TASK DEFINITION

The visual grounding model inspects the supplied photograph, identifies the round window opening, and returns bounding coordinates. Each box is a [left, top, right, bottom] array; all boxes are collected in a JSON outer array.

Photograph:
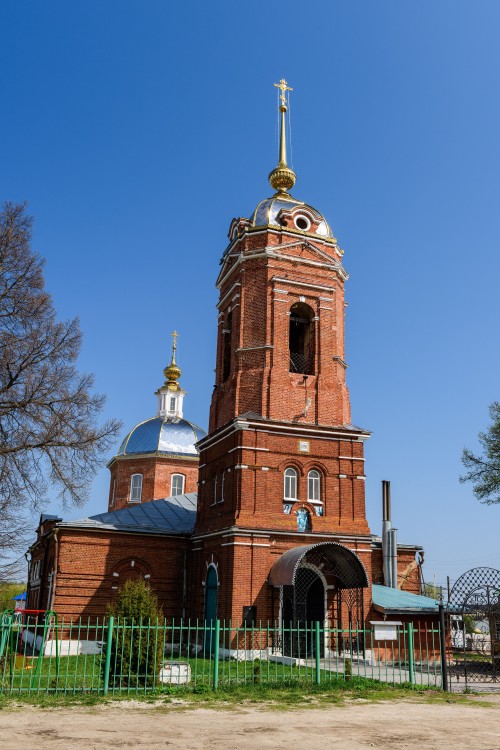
[[295, 216, 310, 231]]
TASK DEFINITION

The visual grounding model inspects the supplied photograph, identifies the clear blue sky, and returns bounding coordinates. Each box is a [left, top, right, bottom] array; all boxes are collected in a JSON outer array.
[[1, 1, 499, 590]]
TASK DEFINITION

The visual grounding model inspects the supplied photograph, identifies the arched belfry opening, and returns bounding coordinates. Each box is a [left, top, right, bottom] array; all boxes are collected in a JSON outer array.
[[289, 302, 314, 374]]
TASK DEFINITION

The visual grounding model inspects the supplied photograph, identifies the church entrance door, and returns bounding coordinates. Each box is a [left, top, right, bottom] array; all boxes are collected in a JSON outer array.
[[282, 567, 325, 657]]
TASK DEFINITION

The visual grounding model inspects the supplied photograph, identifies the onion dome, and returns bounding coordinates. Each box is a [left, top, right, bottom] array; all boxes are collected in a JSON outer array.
[[115, 331, 206, 459]]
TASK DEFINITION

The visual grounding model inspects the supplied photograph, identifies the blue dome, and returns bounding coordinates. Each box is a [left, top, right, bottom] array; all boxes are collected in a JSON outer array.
[[117, 417, 206, 458]]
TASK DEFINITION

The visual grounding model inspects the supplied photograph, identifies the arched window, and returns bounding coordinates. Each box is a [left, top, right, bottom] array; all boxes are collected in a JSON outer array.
[[308, 470, 321, 503], [284, 467, 298, 500], [130, 474, 143, 503], [171, 474, 185, 496], [222, 309, 232, 381], [289, 302, 314, 374]]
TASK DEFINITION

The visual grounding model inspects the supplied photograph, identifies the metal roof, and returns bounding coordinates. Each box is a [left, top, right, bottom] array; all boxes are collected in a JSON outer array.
[[249, 195, 334, 239], [372, 584, 439, 614], [268, 542, 369, 588], [59, 493, 197, 536], [116, 417, 206, 458]]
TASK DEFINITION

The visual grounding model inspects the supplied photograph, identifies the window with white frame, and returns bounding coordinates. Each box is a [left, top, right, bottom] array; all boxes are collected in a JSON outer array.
[[169, 396, 176, 413], [130, 474, 143, 503], [308, 470, 321, 503], [212, 474, 218, 505], [218, 471, 225, 503], [284, 467, 298, 500], [171, 473, 185, 496]]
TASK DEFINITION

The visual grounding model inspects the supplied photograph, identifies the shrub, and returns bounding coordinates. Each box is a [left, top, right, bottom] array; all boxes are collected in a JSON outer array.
[[104, 579, 164, 688]]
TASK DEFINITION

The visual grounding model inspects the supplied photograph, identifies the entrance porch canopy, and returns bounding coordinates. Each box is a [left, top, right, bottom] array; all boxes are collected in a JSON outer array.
[[268, 542, 369, 589]]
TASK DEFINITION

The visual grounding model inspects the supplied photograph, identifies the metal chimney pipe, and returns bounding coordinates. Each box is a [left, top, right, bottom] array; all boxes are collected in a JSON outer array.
[[382, 480, 392, 587], [390, 527, 398, 589]]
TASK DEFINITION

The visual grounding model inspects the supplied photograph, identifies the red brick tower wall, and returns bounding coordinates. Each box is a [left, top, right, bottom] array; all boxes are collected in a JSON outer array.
[[192, 198, 373, 624], [107, 455, 199, 511]]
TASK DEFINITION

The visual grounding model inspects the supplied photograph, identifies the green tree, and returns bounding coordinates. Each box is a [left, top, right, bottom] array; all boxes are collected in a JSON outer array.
[[0, 582, 24, 612], [461, 402, 500, 504], [105, 579, 164, 687]]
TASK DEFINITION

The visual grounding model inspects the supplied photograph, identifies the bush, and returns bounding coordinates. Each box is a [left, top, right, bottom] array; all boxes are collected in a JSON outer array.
[[104, 579, 164, 688]]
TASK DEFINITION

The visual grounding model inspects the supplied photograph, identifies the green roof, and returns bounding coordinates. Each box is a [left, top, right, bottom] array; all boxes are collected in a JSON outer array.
[[372, 584, 439, 614]]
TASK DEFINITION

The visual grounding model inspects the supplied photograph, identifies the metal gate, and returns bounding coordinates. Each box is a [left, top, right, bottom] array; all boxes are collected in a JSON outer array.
[[447, 567, 500, 688]]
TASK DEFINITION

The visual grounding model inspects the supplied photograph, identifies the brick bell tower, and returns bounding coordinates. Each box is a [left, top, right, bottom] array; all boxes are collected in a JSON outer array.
[[192, 80, 372, 626]]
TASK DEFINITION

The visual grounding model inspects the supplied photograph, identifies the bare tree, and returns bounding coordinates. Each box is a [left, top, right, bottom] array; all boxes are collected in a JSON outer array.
[[0, 202, 121, 573]]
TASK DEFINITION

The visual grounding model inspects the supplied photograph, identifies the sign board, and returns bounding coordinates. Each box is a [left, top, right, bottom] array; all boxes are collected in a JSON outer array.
[[370, 621, 402, 641]]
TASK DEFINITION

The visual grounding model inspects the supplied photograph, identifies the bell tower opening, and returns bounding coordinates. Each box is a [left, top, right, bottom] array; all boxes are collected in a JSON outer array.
[[289, 302, 314, 374]]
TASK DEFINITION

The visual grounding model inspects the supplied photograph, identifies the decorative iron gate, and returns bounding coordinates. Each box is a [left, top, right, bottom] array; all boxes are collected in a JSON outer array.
[[447, 567, 500, 687]]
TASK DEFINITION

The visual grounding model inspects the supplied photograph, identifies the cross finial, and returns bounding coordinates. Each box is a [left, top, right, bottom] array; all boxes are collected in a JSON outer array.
[[170, 330, 179, 362], [274, 78, 293, 109]]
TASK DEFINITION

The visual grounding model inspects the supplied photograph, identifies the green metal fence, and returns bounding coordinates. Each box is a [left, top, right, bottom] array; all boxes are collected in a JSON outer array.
[[0, 611, 444, 695]]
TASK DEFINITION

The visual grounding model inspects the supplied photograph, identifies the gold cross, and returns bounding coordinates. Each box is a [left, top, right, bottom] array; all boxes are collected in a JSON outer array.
[[171, 330, 179, 354], [274, 78, 293, 107]]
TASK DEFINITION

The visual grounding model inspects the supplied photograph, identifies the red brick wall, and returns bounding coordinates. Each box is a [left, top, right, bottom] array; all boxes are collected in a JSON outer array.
[[371, 546, 422, 593], [108, 455, 199, 511], [196, 421, 369, 537], [43, 529, 190, 622], [210, 227, 351, 432]]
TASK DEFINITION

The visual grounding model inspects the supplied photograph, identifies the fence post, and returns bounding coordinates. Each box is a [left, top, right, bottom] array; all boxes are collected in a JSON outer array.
[[213, 620, 220, 690], [407, 622, 415, 686], [315, 621, 321, 685], [438, 604, 449, 691], [103, 616, 114, 696]]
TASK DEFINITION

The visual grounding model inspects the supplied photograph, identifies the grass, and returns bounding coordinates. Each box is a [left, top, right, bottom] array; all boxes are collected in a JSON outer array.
[[0, 681, 496, 712]]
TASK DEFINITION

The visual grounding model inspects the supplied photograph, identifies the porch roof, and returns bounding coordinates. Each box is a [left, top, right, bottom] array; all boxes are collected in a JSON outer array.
[[268, 542, 369, 588], [372, 584, 440, 614]]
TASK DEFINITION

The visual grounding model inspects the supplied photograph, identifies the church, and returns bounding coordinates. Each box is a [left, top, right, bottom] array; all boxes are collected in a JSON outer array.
[[27, 81, 438, 630]]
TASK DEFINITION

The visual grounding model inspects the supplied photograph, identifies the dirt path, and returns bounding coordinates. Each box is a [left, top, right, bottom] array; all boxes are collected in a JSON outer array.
[[1, 696, 500, 750]]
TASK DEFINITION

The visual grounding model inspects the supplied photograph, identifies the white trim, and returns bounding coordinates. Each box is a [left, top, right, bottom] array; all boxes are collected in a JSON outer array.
[[236, 345, 274, 352], [191, 526, 370, 542], [220, 542, 271, 548], [339, 456, 365, 461], [271, 277, 335, 292], [199, 419, 370, 452], [129, 473, 143, 503], [228, 446, 270, 453], [234, 464, 248, 470], [170, 473, 185, 496], [217, 282, 241, 310], [274, 289, 289, 294], [216, 245, 345, 289]]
